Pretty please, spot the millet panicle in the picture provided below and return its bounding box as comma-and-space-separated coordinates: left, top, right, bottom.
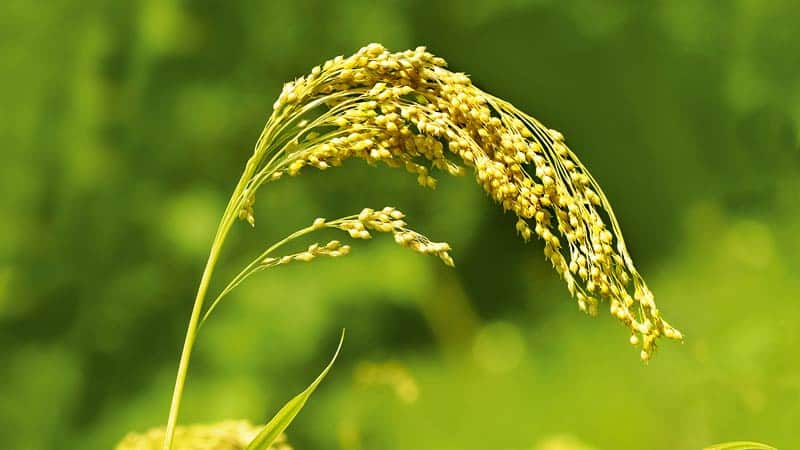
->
238, 43, 681, 359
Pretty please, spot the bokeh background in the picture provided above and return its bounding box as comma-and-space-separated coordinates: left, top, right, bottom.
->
2, 1, 799, 449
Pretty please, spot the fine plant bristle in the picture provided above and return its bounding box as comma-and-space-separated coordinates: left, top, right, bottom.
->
236, 43, 681, 359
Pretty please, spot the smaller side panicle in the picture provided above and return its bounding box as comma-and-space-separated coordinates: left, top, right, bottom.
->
198, 207, 454, 328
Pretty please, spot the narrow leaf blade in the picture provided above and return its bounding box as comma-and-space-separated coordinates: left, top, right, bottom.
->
245, 330, 345, 450
704, 442, 777, 450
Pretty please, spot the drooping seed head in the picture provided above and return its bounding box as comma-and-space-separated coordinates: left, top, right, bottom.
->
242, 44, 681, 359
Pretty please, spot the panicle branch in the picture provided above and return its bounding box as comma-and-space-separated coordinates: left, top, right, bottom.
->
260, 207, 454, 269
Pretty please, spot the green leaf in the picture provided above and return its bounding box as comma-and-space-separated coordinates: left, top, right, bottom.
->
245, 330, 345, 450
704, 442, 777, 450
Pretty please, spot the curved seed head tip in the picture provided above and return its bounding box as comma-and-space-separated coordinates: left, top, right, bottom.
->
247, 44, 680, 359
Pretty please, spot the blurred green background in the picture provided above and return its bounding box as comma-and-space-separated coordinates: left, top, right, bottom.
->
1, 1, 799, 449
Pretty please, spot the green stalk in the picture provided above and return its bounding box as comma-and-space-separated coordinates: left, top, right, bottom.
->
161, 158, 263, 450
161, 105, 288, 449
161, 202, 235, 450
160, 102, 338, 448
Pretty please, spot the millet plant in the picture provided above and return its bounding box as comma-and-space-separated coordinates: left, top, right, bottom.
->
115, 43, 753, 450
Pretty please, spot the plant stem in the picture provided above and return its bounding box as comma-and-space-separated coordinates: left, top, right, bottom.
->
162, 110, 281, 449
161, 216, 233, 450
162, 162, 258, 450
